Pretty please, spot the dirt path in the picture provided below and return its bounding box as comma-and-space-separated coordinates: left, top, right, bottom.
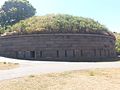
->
0, 56, 120, 81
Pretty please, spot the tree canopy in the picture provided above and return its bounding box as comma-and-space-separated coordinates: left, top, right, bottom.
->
4, 14, 114, 38
114, 32, 120, 54
0, 0, 36, 27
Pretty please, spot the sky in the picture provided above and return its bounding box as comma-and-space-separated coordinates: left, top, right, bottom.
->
0, 0, 120, 33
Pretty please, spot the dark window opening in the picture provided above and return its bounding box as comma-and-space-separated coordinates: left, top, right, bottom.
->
40, 51, 42, 57
65, 50, 67, 57
100, 50, 102, 56
81, 50, 83, 56
104, 50, 106, 56
73, 50, 75, 57
30, 51, 35, 58
94, 49, 96, 56
16, 51, 18, 58
57, 50, 59, 57
23, 51, 25, 58
108, 50, 110, 56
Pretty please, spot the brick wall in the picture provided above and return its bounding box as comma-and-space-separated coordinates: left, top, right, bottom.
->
0, 34, 116, 61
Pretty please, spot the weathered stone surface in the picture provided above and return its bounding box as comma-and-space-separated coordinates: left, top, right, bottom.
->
0, 34, 116, 61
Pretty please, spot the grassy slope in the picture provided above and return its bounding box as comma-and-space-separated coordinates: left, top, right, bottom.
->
4, 14, 114, 37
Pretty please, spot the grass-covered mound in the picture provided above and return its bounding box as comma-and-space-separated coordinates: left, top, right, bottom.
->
3, 14, 114, 37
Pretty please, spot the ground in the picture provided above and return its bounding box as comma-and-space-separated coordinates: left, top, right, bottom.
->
0, 56, 120, 81
0, 62, 19, 70
0, 68, 120, 90
0, 57, 120, 90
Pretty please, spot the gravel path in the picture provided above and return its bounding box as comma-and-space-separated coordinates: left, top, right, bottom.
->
0, 56, 120, 81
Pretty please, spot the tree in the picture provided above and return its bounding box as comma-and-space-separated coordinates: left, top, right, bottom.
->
116, 39, 120, 53
0, 0, 36, 27
114, 33, 120, 54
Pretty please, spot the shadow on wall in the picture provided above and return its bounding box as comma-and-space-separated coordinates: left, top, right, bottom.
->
0, 54, 118, 62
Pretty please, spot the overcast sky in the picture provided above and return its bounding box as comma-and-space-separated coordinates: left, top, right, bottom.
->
0, 0, 120, 33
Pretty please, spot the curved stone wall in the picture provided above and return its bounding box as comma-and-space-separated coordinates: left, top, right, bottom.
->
0, 34, 116, 61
